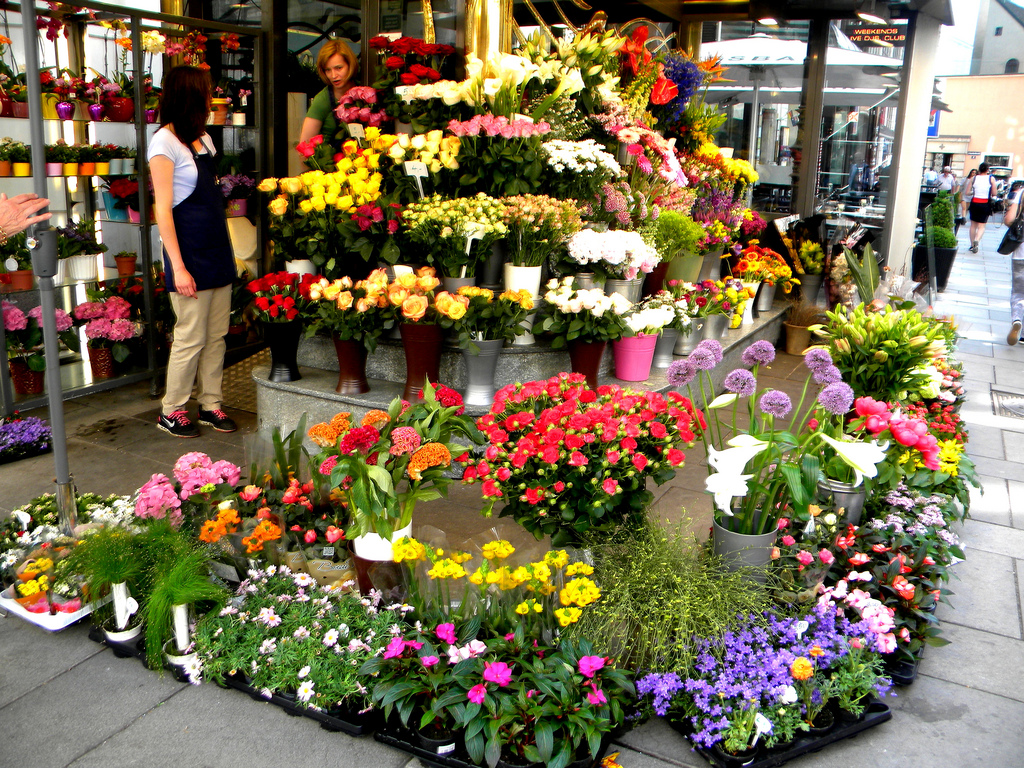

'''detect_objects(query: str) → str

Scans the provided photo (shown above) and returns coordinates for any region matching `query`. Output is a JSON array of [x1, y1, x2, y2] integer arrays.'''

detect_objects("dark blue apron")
[[163, 136, 235, 293]]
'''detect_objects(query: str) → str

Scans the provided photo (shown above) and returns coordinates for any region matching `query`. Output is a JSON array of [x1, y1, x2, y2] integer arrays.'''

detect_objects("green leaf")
[[535, 721, 553, 760]]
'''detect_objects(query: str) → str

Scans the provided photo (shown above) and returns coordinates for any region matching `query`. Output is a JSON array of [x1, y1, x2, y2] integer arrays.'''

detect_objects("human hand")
[[174, 267, 198, 298], [0, 193, 51, 238]]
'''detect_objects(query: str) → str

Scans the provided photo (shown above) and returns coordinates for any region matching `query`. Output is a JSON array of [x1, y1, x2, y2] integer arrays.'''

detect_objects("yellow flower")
[[365, 126, 381, 142], [565, 562, 594, 576], [311, 195, 327, 212], [280, 177, 303, 195], [482, 540, 515, 560], [257, 177, 278, 192], [427, 558, 468, 580], [298, 199, 314, 214], [469, 569, 484, 585], [393, 537, 427, 563], [268, 197, 288, 217], [555, 607, 582, 627], [515, 601, 530, 615], [790, 657, 813, 681]]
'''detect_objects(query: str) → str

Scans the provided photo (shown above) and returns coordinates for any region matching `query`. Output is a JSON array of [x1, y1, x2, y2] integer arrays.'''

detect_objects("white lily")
[[708, 442, 768, 474], [727, 434, 770, 450], [705, 470, 753, 513], [708, 393, 738, 409], [819, 434, 887, 486]]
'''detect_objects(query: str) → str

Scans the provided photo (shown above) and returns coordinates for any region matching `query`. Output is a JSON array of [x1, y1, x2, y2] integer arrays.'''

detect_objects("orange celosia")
[[407, 442, 452, 481], [307, 422, 340, 447], [330, 412, 352, 432], [361, 409, 391, 429]]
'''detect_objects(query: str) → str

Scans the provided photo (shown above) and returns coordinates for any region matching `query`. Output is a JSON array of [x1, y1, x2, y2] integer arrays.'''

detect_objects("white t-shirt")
[[147, 127, 217, 207], [970, 173, 995, 202]]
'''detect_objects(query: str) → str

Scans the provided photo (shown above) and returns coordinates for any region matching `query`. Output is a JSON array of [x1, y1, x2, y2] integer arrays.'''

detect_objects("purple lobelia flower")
[[723, 369, 757, 397], [741, 340, 776, 368], [818, 382, 855, 415], [758, 389, 793, 418], [667, 358, 698, 387]]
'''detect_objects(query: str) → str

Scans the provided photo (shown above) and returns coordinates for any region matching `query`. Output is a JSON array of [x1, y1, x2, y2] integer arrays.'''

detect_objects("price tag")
[[394, 85, 413, 99], [751, 713, 773, 746], [404, 161, 429, 199], [794, 620, 810, 639], [346, 123, 365, 139], [4, 257, 17, 271], [125, 597, 140, 616], [322, 546, 335, 558], [241, 94, 248, 107], [464, 221, 487, 255], [437, 744, 456, 755]]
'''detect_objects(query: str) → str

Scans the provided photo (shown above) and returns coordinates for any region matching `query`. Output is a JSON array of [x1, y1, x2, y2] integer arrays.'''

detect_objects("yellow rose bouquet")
[[304, 269, 393, 353], [449, 286, 533, 350], [384, 129, 462, 200], [401, 193, 508, 278]]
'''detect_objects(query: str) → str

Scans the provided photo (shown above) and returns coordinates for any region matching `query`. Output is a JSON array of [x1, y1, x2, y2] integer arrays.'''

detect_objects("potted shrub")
[[220, 173, 256, 217], [56, 218, 108, 282], [912, 191, 958, 292], [654, 210, 706, 286], [66, 526, 147, 643], [2, 232, 34, 291], [113, 250, 137, 277], [3, 300, 79, 395], [9, 140, 31, 176], [44, 141, 71, 176], [77, 143, 97, 176], [783, 300, 825, 356], [0, 137, 13, 176]]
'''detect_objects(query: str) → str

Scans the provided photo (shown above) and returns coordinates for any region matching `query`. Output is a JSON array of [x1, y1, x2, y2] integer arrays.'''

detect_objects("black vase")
[[262, 320, 302, 382]]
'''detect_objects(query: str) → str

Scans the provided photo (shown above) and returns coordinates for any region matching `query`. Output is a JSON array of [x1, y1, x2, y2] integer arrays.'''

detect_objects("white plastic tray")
[[0, 585, 97, 632]]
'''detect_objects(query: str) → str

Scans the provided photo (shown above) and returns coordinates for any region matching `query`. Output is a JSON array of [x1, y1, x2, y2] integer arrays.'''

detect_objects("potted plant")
[[44, 141, 71, 176], [612, 303, 676, 382], [56, 218, 108, 282], [8, 140, 31, 176], [113, 250, 138, 277], [653, 210, 706, 287], [795, 241, 825, 302], [77, 142, 97, 176], [246, 271, 317, 382], [0, 137, 13, 176], [103, 178, 148, 222], [538, 278, 631, 388], [783, 300, 825, 356], [637, 291, 694, 367], [1, 232, 34, 291], [3, 300, 79, 395], [305, 270, 393, 395], [564, 229, 660, 303], [73, 295, 142, 378], [448, 286, 532, 406], [912, 191, 958, 292], [220, 173, 256, 217], [501, 194, 581, 298], [0, 413, 52, 464], [65, 526, 147, 643]]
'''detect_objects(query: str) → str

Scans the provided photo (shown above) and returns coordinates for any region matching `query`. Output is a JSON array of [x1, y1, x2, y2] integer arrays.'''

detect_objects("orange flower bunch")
[[734, 243, 797, 292], [407, 442, 452, 481], [434, 290, 470, 321], [307, 412, 353, 447], [199, 506, 242, 543], [306, 269, 394, 350], [386, 266, 442, 323], [362, 409, 391, 429], [243, 519, 282, 554]]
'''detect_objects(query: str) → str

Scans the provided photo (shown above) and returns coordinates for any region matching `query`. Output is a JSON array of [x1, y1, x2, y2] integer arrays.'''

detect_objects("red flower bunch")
[[351, 201, 401, 234], [247, 271, 316, 323], [296, 133, 324, 159], [420, 383, 464, 415], [369, 36, 458, 119], [850, 397, 940, 470], [462, 373, 703, 546], [903, 401, 967, 444]]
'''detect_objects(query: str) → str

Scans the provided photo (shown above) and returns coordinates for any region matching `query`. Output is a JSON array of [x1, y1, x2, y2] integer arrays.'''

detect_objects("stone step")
[[254, 304, 789, 440]]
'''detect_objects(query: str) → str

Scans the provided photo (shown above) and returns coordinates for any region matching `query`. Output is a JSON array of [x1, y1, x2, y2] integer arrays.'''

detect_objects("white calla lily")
[[705, 470, 753, 513], [819, 434, 887, 486], [708, 443, 768, 474], [727, 434, 771, 450]]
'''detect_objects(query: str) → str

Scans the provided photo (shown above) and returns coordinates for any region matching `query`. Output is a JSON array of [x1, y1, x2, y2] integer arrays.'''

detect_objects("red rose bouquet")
[[368, 36, 457, 124], [246, 271, 316, 323], [462, 373, 704, 546]]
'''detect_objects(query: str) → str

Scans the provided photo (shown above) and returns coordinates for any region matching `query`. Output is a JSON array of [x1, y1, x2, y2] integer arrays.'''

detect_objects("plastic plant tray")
[[0, 586, 99, 632]]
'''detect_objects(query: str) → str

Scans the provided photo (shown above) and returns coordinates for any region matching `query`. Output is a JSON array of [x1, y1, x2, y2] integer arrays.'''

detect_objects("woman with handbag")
[[968, 163, 998, 253], [1003, 180, 1024, 345]]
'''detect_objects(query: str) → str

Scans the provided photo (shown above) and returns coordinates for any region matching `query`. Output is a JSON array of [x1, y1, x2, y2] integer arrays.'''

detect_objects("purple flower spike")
[[667, 358, 698, 387], [724, 369, 757, 397], [803, 348, 833, 373], [818, 382, 855, 415], [741, 340, 776, 368], [758, 389, 793, 418]]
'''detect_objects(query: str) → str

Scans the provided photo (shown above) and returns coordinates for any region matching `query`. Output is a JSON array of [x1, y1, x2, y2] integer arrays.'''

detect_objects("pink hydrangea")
[[73, 301, 106, 321], [2, 301, 27, 332], [173, 451, 213, 482], [135, 473, 182, 525], [211, 459, 242, 486]]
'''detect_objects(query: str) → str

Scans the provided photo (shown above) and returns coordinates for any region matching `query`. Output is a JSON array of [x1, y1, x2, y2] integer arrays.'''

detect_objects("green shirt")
[[306, 87, 340, 145]]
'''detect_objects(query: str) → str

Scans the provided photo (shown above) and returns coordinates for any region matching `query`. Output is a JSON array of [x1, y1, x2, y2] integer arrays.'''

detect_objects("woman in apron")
[[149, 66, 237, 437]]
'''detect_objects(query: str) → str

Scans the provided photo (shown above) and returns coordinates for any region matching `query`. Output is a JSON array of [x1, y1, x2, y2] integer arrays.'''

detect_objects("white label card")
[[347, 123, 365, 139], [322, 547, 335, 557], [437, 744, 456, 755], [404, 160, 429, 178], [794, 620, 810, 639], [241, 94, 248, 106], [4, 257, 17, 271]]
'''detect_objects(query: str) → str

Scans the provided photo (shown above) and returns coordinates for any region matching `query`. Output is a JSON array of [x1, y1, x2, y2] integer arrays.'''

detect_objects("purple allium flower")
[[813, 365, 843, 385], [723, 369, 757, 397], [741, 340, 776, 368], [804, 348, 833, 373], [758, 389, 792, 418], [818, 382, 854, 415], [689, 347, 716, 371], [694, 339, 724, 366], [667, 358, 697, 387]]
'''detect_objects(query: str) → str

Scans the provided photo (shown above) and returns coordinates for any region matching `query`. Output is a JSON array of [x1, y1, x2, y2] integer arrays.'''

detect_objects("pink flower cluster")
[[389, 426, 422, 456], [853, 397, 940, 471], [134, 473, 183, 525], [818, 578, 897, 654], [73, 296, 131, 322], [83, 318, 136, 343], [336, 87, 388, 126], [172, 451, 242, 498], [447, 114, 551, 139], [2, 301, 27, 332]]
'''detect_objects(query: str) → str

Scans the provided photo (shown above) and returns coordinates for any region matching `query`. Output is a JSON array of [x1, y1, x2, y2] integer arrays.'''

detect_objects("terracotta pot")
[[115, 255, 138, 277], [8, 359, 44, 395], [400, 322, 443, 401], [209, 98, 230, 125], [8, 269, 33, 291], [332, 337, 370, 395], [105, 97, 134, 122], [262, 320, 302, 382], [89, 346, 116, 379], [784, 323, 812, 356], [12, 102, 29, 118], [567, 339, 606, 390], [0, 160, 11, 177]]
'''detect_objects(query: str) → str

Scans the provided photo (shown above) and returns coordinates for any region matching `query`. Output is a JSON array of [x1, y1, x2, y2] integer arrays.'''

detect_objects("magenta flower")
[[586, 686, 607, 706], [578, 655, 606, 678], [467, 684, 487, 704], [435, 623, 457, 645], [482, 661, 513, 687], [383, 636, 407, 659], [421, 655, 440, 668]]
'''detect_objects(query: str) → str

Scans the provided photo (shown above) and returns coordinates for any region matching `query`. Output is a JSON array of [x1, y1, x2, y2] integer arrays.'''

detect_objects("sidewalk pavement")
[[2, 223, 1024, 767]]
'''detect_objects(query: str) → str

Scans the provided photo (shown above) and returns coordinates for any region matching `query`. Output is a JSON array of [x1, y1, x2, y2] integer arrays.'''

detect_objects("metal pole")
[[794, 19, 829, 218], [21, 0, 77, 535]]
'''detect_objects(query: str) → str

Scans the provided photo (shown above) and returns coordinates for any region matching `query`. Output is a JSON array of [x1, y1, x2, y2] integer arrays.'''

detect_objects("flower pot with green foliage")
[[911, 232, 958, 292]]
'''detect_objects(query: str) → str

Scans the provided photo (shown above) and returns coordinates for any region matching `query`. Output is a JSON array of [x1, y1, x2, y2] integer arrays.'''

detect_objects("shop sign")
[[381, 0, 403, 32], [847, 25, 907, 45]]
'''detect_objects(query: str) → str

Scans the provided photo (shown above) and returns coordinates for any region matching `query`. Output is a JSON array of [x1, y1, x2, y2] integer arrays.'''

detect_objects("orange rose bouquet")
[[384, 265, 467, 327], [305, 268, 393, 352]]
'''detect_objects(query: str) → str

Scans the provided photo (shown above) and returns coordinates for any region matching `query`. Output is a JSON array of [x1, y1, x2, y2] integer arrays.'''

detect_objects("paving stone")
[[968, 478, 1012, 527], [1007, 480, 1024, 529], [960, 518, 1024, 559], [963, 424, 1007, 460], [936, 548, 1021, 639], [922, 622, 1024, 703], [969, 455, 1024, 480], [0, 621, 103, 709]]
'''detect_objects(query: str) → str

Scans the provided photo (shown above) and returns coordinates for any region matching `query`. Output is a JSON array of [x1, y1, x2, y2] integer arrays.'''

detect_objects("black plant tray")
[[884, 646, 923, 687], [677, 699, 892, 768], [87, 625, 190, 682], [221, 672, 376, 736], [0, 444, 52, 466], [375, 727, 608, 768]]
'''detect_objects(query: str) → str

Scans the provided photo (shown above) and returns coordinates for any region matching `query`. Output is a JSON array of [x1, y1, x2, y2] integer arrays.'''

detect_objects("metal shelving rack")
[[0, 0, 265, 416]]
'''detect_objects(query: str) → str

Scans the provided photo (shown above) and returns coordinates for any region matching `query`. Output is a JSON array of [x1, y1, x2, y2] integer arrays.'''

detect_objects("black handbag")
[[997, 208, 1024, 254]]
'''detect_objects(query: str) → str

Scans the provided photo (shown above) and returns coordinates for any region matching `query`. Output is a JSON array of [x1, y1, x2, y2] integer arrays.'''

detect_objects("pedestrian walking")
[[960, 168, 977, 223], [968, 163, 999, 253], [937, 166, 957, 192], [1005, 180, 1024, 346], [149, 66, 238, 437]]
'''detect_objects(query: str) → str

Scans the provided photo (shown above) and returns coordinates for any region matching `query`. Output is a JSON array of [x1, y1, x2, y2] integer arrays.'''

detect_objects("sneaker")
[[971, 243, 980, 253], [158, 410, 199, 438], [198, 408, 237, 433], [1009, 321, 1022, 346]]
